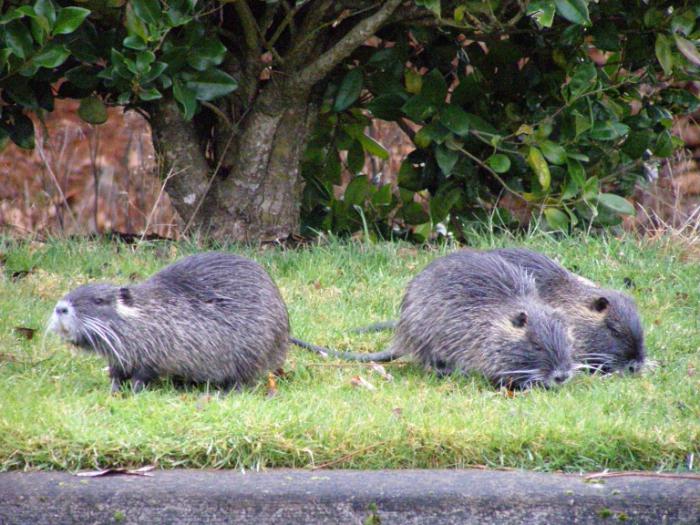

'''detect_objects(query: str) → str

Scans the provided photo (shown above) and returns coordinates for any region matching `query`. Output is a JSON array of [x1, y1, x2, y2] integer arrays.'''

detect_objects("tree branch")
[[230, 0, 260, 52], [295, 0, 403, 88]]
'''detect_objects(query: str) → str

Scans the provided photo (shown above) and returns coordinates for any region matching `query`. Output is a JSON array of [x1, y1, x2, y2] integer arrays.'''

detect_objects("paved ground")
[[1, 469, 699, 524]]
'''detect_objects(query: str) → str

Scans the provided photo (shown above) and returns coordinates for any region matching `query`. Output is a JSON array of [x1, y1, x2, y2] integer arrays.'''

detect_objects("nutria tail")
[[289, 337, 400, 362], [350, 320, 397, 333]]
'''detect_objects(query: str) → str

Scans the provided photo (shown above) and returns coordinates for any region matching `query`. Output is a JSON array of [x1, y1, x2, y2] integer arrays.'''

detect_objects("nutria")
[[294, 251, 576, 389], [492, 248, 645, 374], [49, 252, 289, 393]]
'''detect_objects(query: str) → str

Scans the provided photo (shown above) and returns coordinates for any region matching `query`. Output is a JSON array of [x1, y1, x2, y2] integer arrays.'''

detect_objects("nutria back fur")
[[50, 252, 289, 392], [492, 248, 645, 373], [389, 251, 575, 389]]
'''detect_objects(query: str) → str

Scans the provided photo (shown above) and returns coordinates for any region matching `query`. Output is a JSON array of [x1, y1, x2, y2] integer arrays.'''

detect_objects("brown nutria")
[[491, 248, 645, 374], [49, 252, 289, 393], [294, 251, 575, 390]]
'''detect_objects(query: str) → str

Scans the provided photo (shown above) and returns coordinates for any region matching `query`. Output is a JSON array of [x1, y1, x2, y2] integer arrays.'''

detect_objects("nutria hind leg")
[[131, 367, 158, 393], [109, 367, 128, 395], [220, 380, 243, 394]]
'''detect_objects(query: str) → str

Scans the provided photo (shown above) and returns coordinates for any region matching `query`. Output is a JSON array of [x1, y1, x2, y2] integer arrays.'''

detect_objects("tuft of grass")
[[0, 233, 699, 473]]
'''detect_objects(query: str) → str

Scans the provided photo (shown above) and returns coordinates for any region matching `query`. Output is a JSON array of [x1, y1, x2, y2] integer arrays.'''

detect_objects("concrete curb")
[[1, 469, 699, 524]]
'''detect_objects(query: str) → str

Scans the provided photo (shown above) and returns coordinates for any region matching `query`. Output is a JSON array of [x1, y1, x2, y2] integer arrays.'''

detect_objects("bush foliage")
[[0, 0, 698, 240]]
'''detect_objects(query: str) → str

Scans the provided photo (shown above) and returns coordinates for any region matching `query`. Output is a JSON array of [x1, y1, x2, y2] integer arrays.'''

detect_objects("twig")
[[310, 441, 388, 470], [140, 166, 184, 242], [201, 101, 233, 129], [295, 0, 402, 88], [585, 471, 700, 481]]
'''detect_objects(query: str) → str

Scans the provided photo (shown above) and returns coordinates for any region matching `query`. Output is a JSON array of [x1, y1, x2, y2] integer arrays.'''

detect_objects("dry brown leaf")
[[350, 375, 376, 391], [267, 372, 278, 397], [14, 327, 36, 340], [370, 363, 393, 382]]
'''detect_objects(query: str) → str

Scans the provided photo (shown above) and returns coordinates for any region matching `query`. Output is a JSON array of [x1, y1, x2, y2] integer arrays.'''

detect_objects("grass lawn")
[[0, 233, 698, 473]]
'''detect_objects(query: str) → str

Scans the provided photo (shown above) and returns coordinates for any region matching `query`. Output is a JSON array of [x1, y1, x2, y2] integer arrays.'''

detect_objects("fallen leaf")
[[267, 372, 278, 397], [76, 465, 155, 478], [371, 363, 393, 382], [391, 407, 403, 417], [350, 375, 376, 391], [14, 327, 36, 340]]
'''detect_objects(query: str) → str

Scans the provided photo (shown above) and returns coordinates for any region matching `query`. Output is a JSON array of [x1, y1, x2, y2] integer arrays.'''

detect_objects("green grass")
[[0, 233, 699, 473]]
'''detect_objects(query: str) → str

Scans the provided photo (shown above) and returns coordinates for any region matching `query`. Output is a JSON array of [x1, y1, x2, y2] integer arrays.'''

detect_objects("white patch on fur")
[[116, 300, 141, 318], [184, 193, 197, 205], [573, 273, 597, 287], [49, 300, 77, 340]]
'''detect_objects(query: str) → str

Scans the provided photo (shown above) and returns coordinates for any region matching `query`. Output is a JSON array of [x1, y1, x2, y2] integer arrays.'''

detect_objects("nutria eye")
[[512, 312, 528, 328], [94, 297, 106, 305], [593, 297, 609, 313]]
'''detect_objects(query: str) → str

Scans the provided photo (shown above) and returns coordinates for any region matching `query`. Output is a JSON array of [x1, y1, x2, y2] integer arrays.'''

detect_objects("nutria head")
[[491, 302, 575, 390], [49, 283, 138, 365], [573, 289, 645, 374]]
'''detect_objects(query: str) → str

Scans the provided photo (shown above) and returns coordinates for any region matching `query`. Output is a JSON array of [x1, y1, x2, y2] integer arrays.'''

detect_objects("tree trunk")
[[149, 83, 319, 242]]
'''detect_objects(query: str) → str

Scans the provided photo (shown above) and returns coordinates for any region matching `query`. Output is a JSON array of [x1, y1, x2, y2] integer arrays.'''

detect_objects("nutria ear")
[[512, 312, 528, 327], [592, 296, 609, 313], [118, 287, 134, 307]]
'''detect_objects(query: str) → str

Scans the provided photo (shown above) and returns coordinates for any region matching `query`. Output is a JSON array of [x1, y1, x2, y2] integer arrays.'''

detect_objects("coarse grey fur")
[[49, 252, 289, 393], [388, 251, 575, 389], [491, 248, 645, 374]]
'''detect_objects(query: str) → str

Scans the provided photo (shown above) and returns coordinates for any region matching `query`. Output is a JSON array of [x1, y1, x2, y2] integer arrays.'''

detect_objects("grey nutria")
[[492, 248, 645, 374], [294, 251, 575, 389], [49, 252, 289, 393]]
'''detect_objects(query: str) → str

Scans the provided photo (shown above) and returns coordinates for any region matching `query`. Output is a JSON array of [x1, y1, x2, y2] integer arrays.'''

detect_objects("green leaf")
[[421, 69, 447, 106], [435, 145, 458, 176], [597, 193, 635, 215], [568, 62, 596, 98], [344, 175, 371, 207], [138, 86, 162, 101], [53, 6, 90, 35], [653, 131, 674, 158], [185, 68, 238, 101], [78, 96, 108, 124], [368, 94, 405, 121], [439, 105, 470, 136], [527, 146, 551, 190], [34, 0, 56, 28], [398, 161, 423, 191], [125, 3, 148, 41], [123, 35, 147, 50], [347, 140, 364, 174], [486, 153, 511, 173], [404, 69, 422, 94], [5, 112, 35, 149], [402, 201, 429, 224], [430, 184, 461, 222], [371, 184, 393, 208], [589, 121, 630, 141], [415, 0, 440, 17], [554, 0, 591, 26], [130, 0, 161, 25], [32, 42, 69, 68], [187, 37, 228, 71], [655, 34, 674, 75], [5, 20, 34, 59], [333, 68, 363, 112], [540, 140, 567, 165], [401, 95, 437, 122], [544, 208, 569, 230], [566, 158, 585, 188], [357, 134, 389, 160], [674, 34, 700, 67], [527, 0, 556, 28], [173, 79, 197, 120]]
